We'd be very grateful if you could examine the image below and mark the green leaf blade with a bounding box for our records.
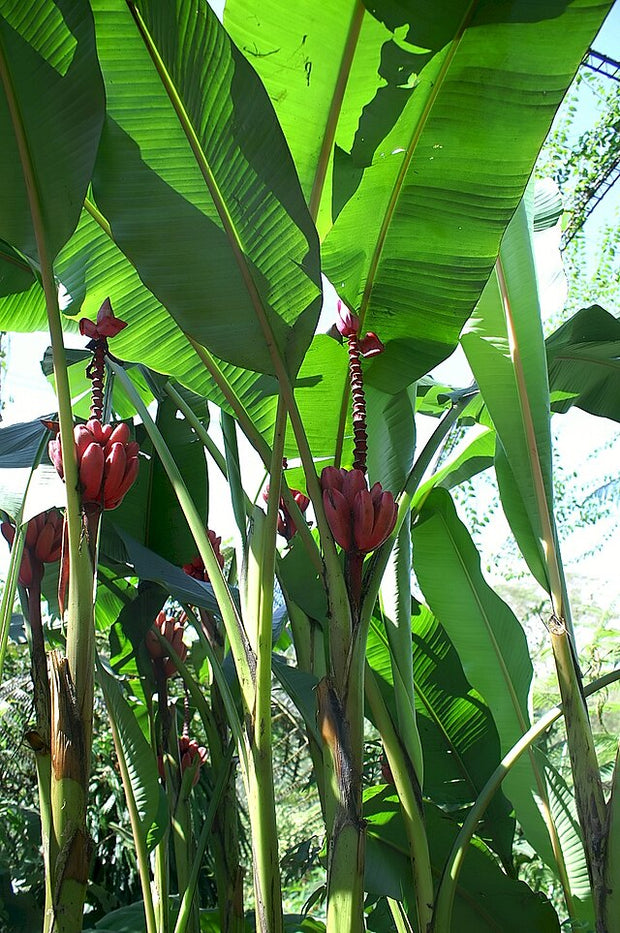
[91,0,321,377]
[0,0,104,262]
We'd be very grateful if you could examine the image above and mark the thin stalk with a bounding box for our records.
[379,525,424,785]
[499,256,607,926]
[171,768,200,933]
[365,664,433,933]
[170,619,245,933]
[109,360,255,711]
[173,744,235,933]
[432,667,620,933]
[388,899,415,933]
[0,523,25,682]
[162,380,228,478]
[244,398,286,933]
[186,338,324,577]
[103,669,158,933]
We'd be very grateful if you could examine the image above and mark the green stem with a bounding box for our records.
[0,524,25,684]
[362,397,469,626]
[244,399,286,933]
[171,768,200,933]
[379,525,424,786]
[365,664,433,933]
[162,380,228,478]
[110,359,255,711]
[498,256,608,927]
[103,667,158,933]
[432,667,620,933]
[0,37,93,930]
[185,339,324,577]
[173,745,235,933]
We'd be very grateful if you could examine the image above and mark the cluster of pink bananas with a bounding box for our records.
[262,485,310,541]
[320,467,397,554]
[145,610,188,678]
[182,529,225,581]
[49,419,139,511]
[1,509,63,588]
[179,734,208,786]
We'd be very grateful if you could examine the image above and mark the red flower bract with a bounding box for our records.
[179,735,208,786]
[182,529,225,582]
[263,485,310,541]
[79,297,127,341]
[335,299,360,338]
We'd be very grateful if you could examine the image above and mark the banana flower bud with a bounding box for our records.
[179,735,208,787]
[79,297,127,340]
[335,299,360,338]
[320,467,397,555]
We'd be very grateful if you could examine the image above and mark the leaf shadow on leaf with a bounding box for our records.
[93,118,273,372]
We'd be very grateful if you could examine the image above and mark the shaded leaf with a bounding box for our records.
[97,661,163,851]
[366,602,514,867]
[364,787,560,932]
[412,488,555,868]
[91,0,321,377]
[546,304,620,422]
[0,0,105,262]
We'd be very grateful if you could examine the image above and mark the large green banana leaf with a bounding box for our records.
[0,0,104,265]
[364,787,560,933]
[547,304,620,422]
[226,0,612,404]
[90,0,321,379]
[366,602,515,868]
[412,488,559,871]
[461,190,554,591]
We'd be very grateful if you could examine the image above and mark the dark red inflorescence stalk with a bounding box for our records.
[80,298,127,422]
[347,337,368,474]
[48,300,139,514]
[85,342,107,422]
[334,300,385,475]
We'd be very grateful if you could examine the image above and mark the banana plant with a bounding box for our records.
[0,2,618,933]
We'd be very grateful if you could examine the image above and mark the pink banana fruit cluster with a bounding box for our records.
[320,466,397,554]
[1,509,63,588]
[182,529,225,581]
[179,734,208,787]
[145,610,188,678]
[49,419,139,510]
[262,485,310,541]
